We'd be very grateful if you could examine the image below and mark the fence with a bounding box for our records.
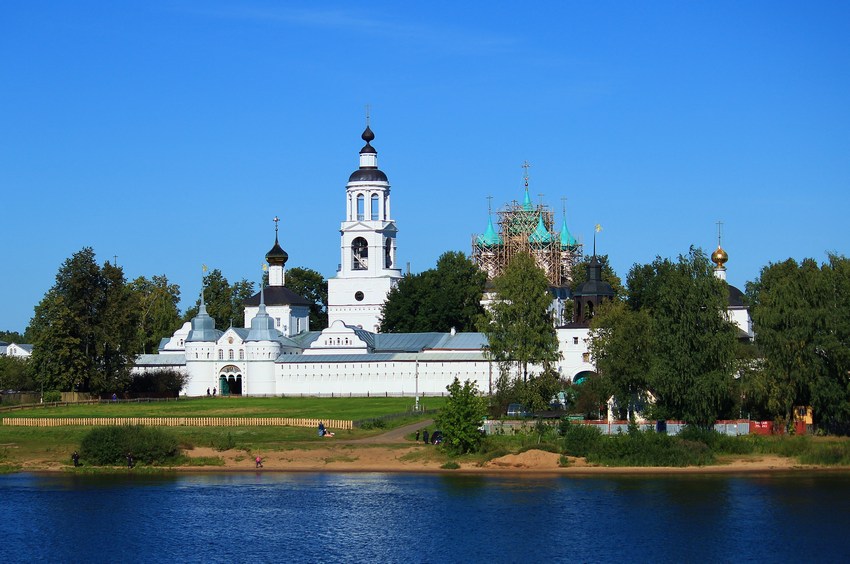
[1,417,353,430]
[482,419,752,436]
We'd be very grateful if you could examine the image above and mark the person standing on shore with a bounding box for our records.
[71,451,79,467]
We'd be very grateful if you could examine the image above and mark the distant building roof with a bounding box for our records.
[135,353,186,366]
[243,286,311,307]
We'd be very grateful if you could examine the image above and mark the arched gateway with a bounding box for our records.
[218,365,242,396]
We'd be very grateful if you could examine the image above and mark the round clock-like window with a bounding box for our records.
[355,291,364,302]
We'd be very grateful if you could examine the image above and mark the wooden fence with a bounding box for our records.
[1,417,353,430]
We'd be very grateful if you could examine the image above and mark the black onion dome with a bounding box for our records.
[265,237,288,266]
[360,125,377,154]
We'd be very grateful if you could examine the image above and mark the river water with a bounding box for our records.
[1,472,849,563]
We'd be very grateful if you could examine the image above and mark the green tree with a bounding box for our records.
[380,251,486,333]
[625,248,738,427]
[183,269,254,329]
[0,330,26,343]
[130,275,182,354]
[379,273,430,333]
[435,377,488,454]
[286,267,329,330]
[28,248,138,394]
[589,300,654,419]
[0,356,36,391]
[481,253,559,381]
[747,254,850,432]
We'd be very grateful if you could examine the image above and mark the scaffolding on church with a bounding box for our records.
[471,183,583,288]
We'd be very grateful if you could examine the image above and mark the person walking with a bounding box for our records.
[423,429,430,444]
[255,455,263,468]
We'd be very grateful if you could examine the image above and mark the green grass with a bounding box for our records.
[1,396,446,420]
[0,396,440,471]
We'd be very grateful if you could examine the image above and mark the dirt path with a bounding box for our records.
[342,419,433,444]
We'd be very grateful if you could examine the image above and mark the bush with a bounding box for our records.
[560,422,603,458]
[441,461,460,469]
[79,426,180,466]
[127,369,188,397]
[359,418,387,430]
[43,391,62,403]
[587,429,714,467]
[678,426,754,455]
[212,432,236,451]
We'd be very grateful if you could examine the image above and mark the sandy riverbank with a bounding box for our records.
[167,445,839,475]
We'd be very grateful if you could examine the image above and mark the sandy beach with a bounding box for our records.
[182,444,822,475]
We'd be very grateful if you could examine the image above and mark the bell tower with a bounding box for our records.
[327,124,402,332]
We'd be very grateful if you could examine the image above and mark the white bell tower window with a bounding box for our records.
[352,237,368,270]
[371,194,379,220]
[385,239,393,268]
[356,194,365,220]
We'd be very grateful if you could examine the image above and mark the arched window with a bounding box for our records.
[228,349,234,360]
[352,237,368,270]
[356,194,365,220]
[218,350,223,360]
[385,239,393,268]
[371,194,379,220]
[239,350,244,360]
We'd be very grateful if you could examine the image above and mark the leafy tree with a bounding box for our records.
[183,269,254,329]
[130,275,182,354]
[380,273,430,333]
[127,369,188,397]
[380,251,486,333]
[589,300,653,419]
[626,248,738,427]
[28,248,138,394]
[435,377,488,454]
[0,330,26,344]
[480,252,559,381]
[566,373,613,420]
[286,267,329,330]
[0,356,36,391]
[747,254,850,432]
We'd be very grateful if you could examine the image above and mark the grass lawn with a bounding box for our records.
[0,396,443,472]
[1,396,446,420]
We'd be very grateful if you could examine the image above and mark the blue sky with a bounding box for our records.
[2,1,849,333]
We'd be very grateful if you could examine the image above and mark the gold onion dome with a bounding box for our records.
[711,245,728,267]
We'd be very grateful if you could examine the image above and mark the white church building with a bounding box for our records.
[135,125,750,397]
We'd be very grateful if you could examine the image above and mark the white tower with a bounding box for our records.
[327,125,402,332]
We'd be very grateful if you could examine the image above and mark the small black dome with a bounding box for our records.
[361,126,375,143]
[349,168,388,183]
[265,238,288,266]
